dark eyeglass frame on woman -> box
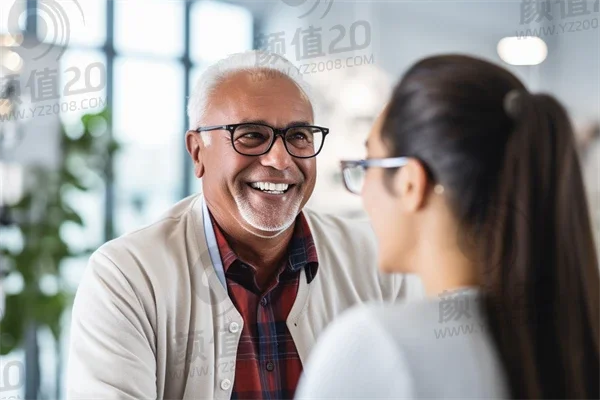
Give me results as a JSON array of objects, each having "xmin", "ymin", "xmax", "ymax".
[
  {"xmin": 194, "ymin": 123, "xmax": 330, "ymax": 159},
  {"xmin": 340, "ymin": 157, "xmax": 409, "ymax": 195}
]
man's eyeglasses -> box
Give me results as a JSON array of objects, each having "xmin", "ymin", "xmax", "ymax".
[
  {"xmin": 194, "ymin": 123, "xmax": 330, "ymax": 159},
  {"xmin": 340, "ymin": 157, "xmax": 409, "ymax": 194}
]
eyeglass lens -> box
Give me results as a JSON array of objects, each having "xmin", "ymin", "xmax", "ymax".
[
  {"xmin": 232, "ymin": 124, "xmax": 325, "ymax": 157},
  {"xmin": 342, "ymin": 164, "xmax": 366, "ymax": 194}
]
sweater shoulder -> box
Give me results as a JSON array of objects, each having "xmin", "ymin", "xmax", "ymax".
[{"xmin": 98, "ymin": 194, "xmax": 200, "ymax": 256}]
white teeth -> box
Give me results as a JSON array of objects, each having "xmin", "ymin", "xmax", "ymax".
[{"xmin": 250, "ymin": 182, "xmax": 290, "ymax": 193}]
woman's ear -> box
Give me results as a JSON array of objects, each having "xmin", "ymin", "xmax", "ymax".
[
  {"xmin": 185, "ymin": 130, "xmax": 205, "ymax": 178},
  {"xmin": 394, "ymin": 159, "xmax": 429, "ymax": 212}
]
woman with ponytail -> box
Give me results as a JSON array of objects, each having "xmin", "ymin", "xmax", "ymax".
[{"xmin": 295, "ymin": 54, "xmax": 599, "ymax": 399}]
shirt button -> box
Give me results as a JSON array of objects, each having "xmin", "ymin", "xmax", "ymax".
[
  {"xmin": 260, "ymin": 297, "xmax": 268, "ymax": 307},
  {"xmin": 220, "ymin": 379, "xmax": 232, "ymax": 391},
  {"xmin": 266, "ymin": 361, "xmax": 274, "ymax": 372},
  {"xmin": 228, "ymin": 321, "xmax": 240, "ymax": 334}
]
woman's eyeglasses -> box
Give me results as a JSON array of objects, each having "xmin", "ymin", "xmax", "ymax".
[{"xmin": 340, "ymin": 157, "xmax": 409, "ymax": 194}]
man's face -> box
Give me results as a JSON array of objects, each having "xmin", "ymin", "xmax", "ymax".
[{"xmin": 187, "ymin": 71, "xmax": 317, "ymax": 236}]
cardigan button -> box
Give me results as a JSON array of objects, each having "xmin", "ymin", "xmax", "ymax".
[
  {"xmin": 220, "ymin": 379, "xmax": 231, "ymax": 391},
  {"xmin": 228, "ymin": 322, "xmax": 240, "ymax": 333}
]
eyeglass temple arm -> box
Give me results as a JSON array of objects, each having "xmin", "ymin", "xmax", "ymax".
[
  {"xmin": 195, "ymin": 125, "xmax": 229, "ymax": 132},
  {"xmin": 341, "ymin": 157, "xmax": 409, "ymax": 168}
]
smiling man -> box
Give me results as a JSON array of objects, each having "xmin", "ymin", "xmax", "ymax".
[{"xmin": 66, "ymin": 50, "xmax": 423, "ymax": 400}]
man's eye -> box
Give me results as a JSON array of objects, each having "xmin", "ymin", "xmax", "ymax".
[
  {"xmin": 290, "ymin": 133, "xmax": 307, "ymax": 140},
  {"xmin": 238, "ymin": 132, "xmax": 268, "ymax": 140},
  {"xmin": 289, "ymin": 130, "xmax": 315, "ymax": 141}
]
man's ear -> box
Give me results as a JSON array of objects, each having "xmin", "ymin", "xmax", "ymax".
[
  {"xmin": 185, "ymin": 130, "xmax": 205, "ymax": 178},
  {"xmin": 394, "ymin": 159, "xmax": 429, "ymax": 212}
]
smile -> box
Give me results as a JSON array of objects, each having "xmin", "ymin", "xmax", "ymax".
[{"xmin": 249, "ymin": 182, "xmax": 293, "ymax": 195}]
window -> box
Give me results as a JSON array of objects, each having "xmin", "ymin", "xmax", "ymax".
[
  {"xmin": 113, "ymin": 57, "xmax": 184, "ymax": 234},
  {"xmin": 0, "ymin": 0, "xmax": 24, "ymax": 34},
  {"xmin": 115, "ymin": 0, "xmax": 184, "ymax": 58},
  {"xmin": 59, "ymin": 49, "xmax": 107, "ymax": 126},
  {"xmin": 37, "ymin": 0, "xmax": 106, "ymax": 47},
  {"xmin": 191, "ymin": 0, "xmax": 253, "ymax": 64}
]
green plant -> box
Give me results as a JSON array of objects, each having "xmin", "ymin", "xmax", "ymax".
[{"xmin": 0, "ymin": 108, "xmax": 118, "ymax": 387}]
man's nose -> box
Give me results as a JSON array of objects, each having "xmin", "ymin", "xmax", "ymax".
[{"xmin": 259, "ymin": 136, "xmax": 294, "ymax": 170}]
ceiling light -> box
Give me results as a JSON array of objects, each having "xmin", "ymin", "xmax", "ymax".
[{"xmin": 497, "ymin": 36, "xmax": 548, "ymax": 66}]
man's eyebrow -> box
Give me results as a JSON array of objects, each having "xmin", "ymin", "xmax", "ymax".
[
  {"xmin": 237, "ymin": 118, "xmax": 313, "ymax": 128},
  {"xmin": 237, "ymin": 118, "xmax": 271, "ymax": 125},
  {"xmin": 286, "ymin": 120, "xmax": 313, "ymax": 128}
]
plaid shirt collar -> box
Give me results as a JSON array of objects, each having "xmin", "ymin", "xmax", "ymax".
[{"xmin": 209, "ymin": 211, "xmax": 319, "ymax": 284}]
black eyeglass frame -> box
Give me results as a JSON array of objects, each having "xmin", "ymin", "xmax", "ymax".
[
  {"xmin": 339, "ymin": 157, "xmax": 410, "ymax": 194},
  {"xmin": 194, "ymin": 123, "xmax": 330, "ymax": 159}
]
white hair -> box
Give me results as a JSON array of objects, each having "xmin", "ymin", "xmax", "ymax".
[{"xmin": 187, "ymin": 50, "xmax": 314, "ymax": 145}]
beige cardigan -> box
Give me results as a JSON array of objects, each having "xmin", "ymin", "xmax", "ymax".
[{"xmin": 66, "ymin": 194, "xmax": 423, "ymax": 400}]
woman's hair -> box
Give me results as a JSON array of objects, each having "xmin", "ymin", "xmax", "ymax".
[{"xmin": 381, "ymin": 54, "xmax": 599, "ymax": 398}]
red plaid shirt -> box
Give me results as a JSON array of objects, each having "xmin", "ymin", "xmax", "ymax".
[{"xmin": 210, "ymin": 212, "xmax": 319, "ymax": 400}]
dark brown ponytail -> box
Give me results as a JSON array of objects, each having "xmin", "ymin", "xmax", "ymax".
[
  {"xmin": 382, "ymin": 55, "xmax": 599, "ymax": 398},
  {"xmin": 481, "ymin": 89, "xmax": 599, "ymax": 398}
]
